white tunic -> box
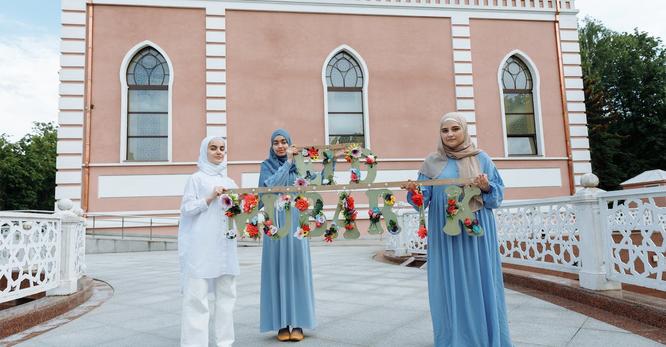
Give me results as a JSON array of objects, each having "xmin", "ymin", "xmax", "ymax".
[{"xmin": 179, "ymin": 171, "xmax": 239, "ymax": 280}]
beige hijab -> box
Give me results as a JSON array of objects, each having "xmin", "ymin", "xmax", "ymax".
[{"xmin": 418, "ymin": 112, "xmax": 484, "ymax": 212}]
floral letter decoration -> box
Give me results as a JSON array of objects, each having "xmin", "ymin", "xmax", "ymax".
[
  {"xmin": 223, "ymin": 145, "xmax": 489, "ymax": 242},
  {"xmin": 410, "ymin": 186, "xmax": 428, "ymax": 240},
  {"xmin": 442, "ymin": 185, "xmax": 484, "ymax": 237},
  {"xmin": 332, "ymin": 192, "xmax": 359, "ymax": 239}
]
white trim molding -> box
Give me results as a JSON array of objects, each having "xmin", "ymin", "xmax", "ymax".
[
  {"xmin": 56, "ymin": 0, "xmax": 87, "ymax": 206},
  {"xmin": 497, "ymin": 50, "xmax": 546, "ymax": 158},
  {"xmin": 451, "ymin": 15, "xmax": 477, "ymax": 144},
  {"xmin": 558, "ymin": 13, "xmax": 592, "ymax": 185},
  {"xmin": 98, "ymin": 174, "xmax": 190, "ymax": 198},
  {"xmin": 118, "ymin": 40, "xmax": 174, "ymax": 163},
  {"xmin": 321, "ymin": 44, "xmax": 371, "ymax": 149}
]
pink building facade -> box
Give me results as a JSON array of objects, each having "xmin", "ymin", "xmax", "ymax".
[{"xmin": 56, "ymin": 0, "xmax": 591, "ymax": 221}]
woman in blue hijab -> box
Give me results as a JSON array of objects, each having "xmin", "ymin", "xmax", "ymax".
[{"xmin": 258, "ymin": 129, "xmax": 316, "ymax": 342}]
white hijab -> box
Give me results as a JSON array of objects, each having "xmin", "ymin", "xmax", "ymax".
[{"xmin": 197, "ymin": 136, "xmax": 228, "ymax": 176}]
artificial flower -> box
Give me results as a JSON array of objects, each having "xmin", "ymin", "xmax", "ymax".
[
  {"xmin": 344, "ymin": 196, "xmax": 355, "ymax": 210},
  {"xmin": 365, "ymin": 155, "xmax": 376, "ymax": 166},
  {"xmin": 384, "ymin": 193, "xmax": 396, "ymax": 206},
  {"xmin": 242, "ymin": 194, "xmax": 259, "ymax": 213},
  {"xmin": 350, "ymin": 168, "xmax": 361, "ymax": 183},
  {"xmin": 324, "ymin": 224, "xmax": 338, "ymax": 243},
  {"xmin": 294, "ymin": 196, "xmax": 310, "ymax": 212},
  {"xmin": 368, "ymin": 207, "xmax": 382, "ymax": 224},
  {"xmin": 417, "ymin": 224, "xmax": 428, "ymax": 239},
  {"xmin": 315, "ymin": 213, "xmax": 327, "ymax": 227},
  {"xmin": 294, "ymin": 177, "xmax": 309, "ymax": 187},
  {"xmin": 411, "ymin": 192, "xmax": 424, "ymax": 207},
  {"xmin": 219, "ymin": 194, "xmax": 233, "ymax": 210},
  {"xmin": 350, "ymin": 146, "xmax": 362, "ymax": 158},
  {"xmin": 387, "ymin": 219, "xmax": 400, "ymax": 234},
  {"xmin": 307, "ymin": 147, "xmax": 319, "ymax": 160},
  {"xmin": 277, "ymin": 194, "xmax": 292, "ymax": 210},
  {"xmin": 245, "ymin": 223, "xmax": 260, "ymax": 240},
  {"xmin": 294, "ymin": 224, "xmax": 311, "ymax": 239}
]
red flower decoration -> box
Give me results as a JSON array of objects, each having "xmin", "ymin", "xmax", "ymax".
[
  {"xmin": 411, "ymin": 193, "xmax": 424, "ymax": 207},
  {"xmin": 344, "ymin": 224, "xmax": 355, "ymax": 230},
  {"xmin": 448, "ymin": 199, "xmax": 457, "ymax": 206},
  {"xmin": 245, "ymin": 223, "xmax": 259, "ymax": 239},
  {"xmin": 242, "ymin": 194, "xmax": 259, "ymax": 213},
  {"xmin": 417, "ymin": 225, "xmax": 428, "ymax": 239},
  {"xmin": 464, "ymin": 218, "xmax": 472, "ymax": 227},
  {"xmin": 225, "ymin": 211, "xmax": 234, "ymax": 217},
  {"xmin": 294, "ymin": 197, "xmax": 310, "ymax": 212},
  {"xmin": 301, "ymin": 224, "xmax": 311, "ymax": 232},
  {"xmin": 346, "ymin": 196, "xmax": 355, "ymax": 210}
]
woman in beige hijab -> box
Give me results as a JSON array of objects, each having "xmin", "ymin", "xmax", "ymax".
[{"xmin": 403, "ymin": 112, "xmax": 512, "ymax": 347}]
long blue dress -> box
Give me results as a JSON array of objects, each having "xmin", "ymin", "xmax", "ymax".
[
  {"xmin": 408, "ymin": 151, "xmax": 512, "ymax": 347},
  {"xmin": 259, "ymin": 160, "xmax": 316, "ymax": 332}
]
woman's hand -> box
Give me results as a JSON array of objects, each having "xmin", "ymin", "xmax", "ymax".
[
  {"xmin": 400, "ymin": 180, "xmax": 418, "ymax": 193},
  {"xmin": 286, "ymin": 145, "xmax": 299, "ymax": 162},
  {"xmin": 206, "ymin": 186, "xmax": 228, "ymax": 205},
  {"xmin": 473, "ymin": 174, "xmax": 490, "ymax": 193}
]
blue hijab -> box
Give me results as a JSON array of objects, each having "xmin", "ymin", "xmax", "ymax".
[{"xmin": 261, "ymin": 129, "xmax": 298, "ymax": 180}]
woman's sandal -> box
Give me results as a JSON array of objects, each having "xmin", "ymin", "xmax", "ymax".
[
  {"xmin": 290, "ymin": 327, "xmax": 304, "ymax": 342},
  {"xmin": 277, "ymin": 327, "xmax": 290, "ymax": 342}
]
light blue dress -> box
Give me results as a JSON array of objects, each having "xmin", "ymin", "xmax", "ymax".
[
  {"xmin": 259, "ymin": 160, "xmax": 316, "ymax": 332},
  {"xmin": 408, "ymin": 151, "xmax": 512, "ymax": 347}
]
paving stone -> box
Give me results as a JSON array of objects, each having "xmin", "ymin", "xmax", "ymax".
[{"xmin": 10, "ymin": 246, "xmax": 665, "ymax": 347}]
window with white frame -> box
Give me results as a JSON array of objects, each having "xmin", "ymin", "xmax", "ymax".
[
  {"xmin": 325, "ymin": 52, "xmax": 365, "ymax": 145},
  {"xmin": 502, "ymin": 56, "xmax": 538, "ymax": 156},
  {"xmin": 126, "ymin": 47, "xmax": 170, "ymax": 161}
]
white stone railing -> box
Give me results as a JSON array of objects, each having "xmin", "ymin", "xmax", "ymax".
[
  {"xmin": 387, "ymin": 203, "xmax": 428, "ymax": 256},
  {"xmin": 599, "ymin": 187, "xmax": 666, "ymax": 291},
  {"xmin": 387, "ymin": 174, "xmax": 666, "ymax": 292},
  {"xmin": 0, "ymin": 200, "xmax": 86, "ymax": 304},
  {"xmin": 496, "ymin": 195, "xmax": 581, "ymax": 273},
  {"xmin": 357, "ymin": 0, "xmax": 576, "ymax": 11}
]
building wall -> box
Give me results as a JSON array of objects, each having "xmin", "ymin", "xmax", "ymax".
[
  {"xmin": 56, "ymin": 0, "xmax": 589, "ymax": 216},
  {"xmin": 225, "ymin": 10, "xmax": 455, "ymax": 162}
]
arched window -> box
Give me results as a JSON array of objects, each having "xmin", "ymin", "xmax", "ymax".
[
  {"xmin": 126, "ymin": 47, "xmax": 170, "ymax": 161},
  {"xmin": 325, "ymin": 51, "xmax": 365, "ymax": 145},
  {"xmin": 502, "ymin": 56, "xmax": 537, "ymax": 156}
]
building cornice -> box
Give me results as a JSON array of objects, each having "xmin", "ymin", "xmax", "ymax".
[{"xmin": 88, "ymin": 0, "xmax": 578, "ymax": 20}]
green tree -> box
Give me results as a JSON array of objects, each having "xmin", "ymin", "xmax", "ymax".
[
  {"xmin": 0, "ymin": 122, "xmax": 57, "ymax": 210},
  {"xmin": 580, "ymin": 19, "xmax": 666, "ymax": 190}
]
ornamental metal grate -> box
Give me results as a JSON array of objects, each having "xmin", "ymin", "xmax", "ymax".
[
  {"xmin": 600, "ymin": 188, "xmax": 666, "ymax": 291},
  {"xmin": 0, "ymin": 213, "xmax": 61, "ymax": 304},
  {"xmin": 494, "ymin": 198, "xmax": 581, "ymax": 273}
]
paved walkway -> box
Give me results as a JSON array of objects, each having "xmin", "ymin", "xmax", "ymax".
[{"xmin": 11, "ymin": 246, "xmax": 664, "ymax": 347}]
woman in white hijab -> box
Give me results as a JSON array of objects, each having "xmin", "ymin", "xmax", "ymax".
[{"xmin": 179, "ymin": 136, "xmax": 239, "ymax": 347}]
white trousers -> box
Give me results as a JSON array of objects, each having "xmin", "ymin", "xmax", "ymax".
[{"xmin": 181, "ymin": 275, "xmax": 237, "ymax": 347}]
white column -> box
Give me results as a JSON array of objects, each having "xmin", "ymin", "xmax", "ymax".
[
  {"xmin": 559, "ymin": 14, "xmax": 592, "ymax": 190},
  {"xmin": 451, "ymin": 16, "xmax": 477, "ymax": 144},
  {"xmin": 56, "ymin": 0, "xmax": 87, "ymax": 208},
  {"xmin": 205, "ymin": 7, "xmax": 228, "ymax": 142},
  {"xmin": 48, "ymin": 199, "xmax": 86, "ymax": 296},
  {"xmin": 573, "ymin": 174, "xmax": 621, "ymax": 291}
]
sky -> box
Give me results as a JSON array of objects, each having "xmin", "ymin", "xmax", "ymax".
[{"xmin": 0, "ymin": 0, "xmax": 665, "ymax": 141}]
